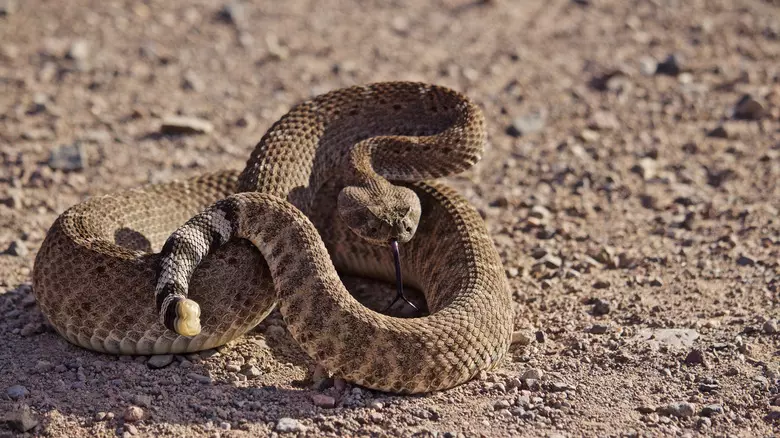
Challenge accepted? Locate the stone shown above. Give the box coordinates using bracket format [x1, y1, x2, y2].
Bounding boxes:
[707, 125, 728, 138]
[763, 319, 778, 334]
[684, 349, 706, 365]
[147, 354, 174, 369]
[123, 406, 144, 422]
[592, 298, 611, 316]
[493, 399, 511, 410]
[522, 368, 544, 380]
[587, 111, 619, 131]
[187, 372, 212, 384]
[664, 402, 695, 418]
[160, 116, 214, 135]
[241, 365, 262, 377]
[6, 384, 29, 400]
[67, 40, 90, 61]
[275, 417, 303, 433]
[49, 142, 87, 171]
[732, 94, 765, 120]
[6, 405, 38, 432]
[311, 393, 336, 408]
[589, 324, 609, 334]
[511, 331, 533, 346]
[6, 240, 28, 257]
[655, 53, 683, 76]
[639, 56, 657, 76]
[506, 110, 547, 137]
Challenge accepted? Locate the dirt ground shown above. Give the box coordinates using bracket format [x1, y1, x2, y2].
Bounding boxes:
[1, 0, 779, 436]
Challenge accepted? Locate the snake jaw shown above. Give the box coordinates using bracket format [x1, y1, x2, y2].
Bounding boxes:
[174, 298, 202, 337]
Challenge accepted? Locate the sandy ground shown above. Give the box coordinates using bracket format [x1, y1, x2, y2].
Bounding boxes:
[1, 0, 779, 436]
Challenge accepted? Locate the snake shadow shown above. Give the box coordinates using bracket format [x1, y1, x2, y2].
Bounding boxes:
[0, 276, 428, 435]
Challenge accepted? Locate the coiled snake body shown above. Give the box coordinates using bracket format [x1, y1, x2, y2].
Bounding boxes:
[33, 82, 513, 393]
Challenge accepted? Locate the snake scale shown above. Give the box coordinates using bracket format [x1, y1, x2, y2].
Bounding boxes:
[33, 82, 513, 394]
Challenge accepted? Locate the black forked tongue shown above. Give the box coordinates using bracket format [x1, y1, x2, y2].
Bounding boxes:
[383, 239, 419, 313]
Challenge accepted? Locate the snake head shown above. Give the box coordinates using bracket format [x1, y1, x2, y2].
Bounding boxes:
[337, 185, 421, 245]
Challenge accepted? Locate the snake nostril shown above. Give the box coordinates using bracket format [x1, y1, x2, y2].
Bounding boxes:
[406, 226, 412, 233]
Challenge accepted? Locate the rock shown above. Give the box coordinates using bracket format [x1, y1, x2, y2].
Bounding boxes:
[522, 368, 544, 380]
[311, 393, 336, 408]
[160, 116, 214, 135]
[587, 111, 619, 131]
[732, 94, 765, 120]
[655, 53, 683, 76]
[511, 330, 533, 346]
[6, 384, 29, 400]
[241, 365, 262, 377]
[639, 56, 657, 76]
[49, 142, 87, 171]
[123, 406, 144, 422]
[217, 2, 245, 26]
[6, 240, 28, 257]
[592, 280, 610, 289]
[182, 70, 205, 92]
[125, 424, 138, 435]
[664, 402, 695, 418]
[506, 110, 547, 137]
[684, 349, 706, 365]
[275, 417, 304, 433]
[763, 319, 778, 334]
[592, 298, 611, 316]
[736, 254, 756, 266]
[493, 399, 512, 410]
[67, 40, 89, 61]
[707, 125, 728, 138]
[632, 158, 657, 180]
[187, 372, 212, 384]
[589, 324, 609, 334]
[6, 405, 38, 432]
[147, 354, 174, 369]
[637, 328, 699, 349]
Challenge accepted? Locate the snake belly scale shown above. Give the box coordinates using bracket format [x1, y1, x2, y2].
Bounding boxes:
[33, 82, 514, 393]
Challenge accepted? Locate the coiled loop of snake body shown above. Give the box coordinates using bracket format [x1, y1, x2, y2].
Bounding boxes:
[33, 82, 513, 393]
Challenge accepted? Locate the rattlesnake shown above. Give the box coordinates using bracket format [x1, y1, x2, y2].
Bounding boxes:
[33, 82, 513, 394]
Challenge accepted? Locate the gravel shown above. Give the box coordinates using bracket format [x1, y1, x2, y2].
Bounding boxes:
[147, 354, 174, 369]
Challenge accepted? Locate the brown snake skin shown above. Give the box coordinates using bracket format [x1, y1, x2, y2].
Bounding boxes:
[33, 82, 514, 393]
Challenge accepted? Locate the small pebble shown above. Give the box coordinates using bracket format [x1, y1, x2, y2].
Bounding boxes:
[589, 324, 609, 334]
[763, 319, 778, 334]
[311, 393, 336, 408]
[67, 40, 90, 61]
[655, 53, 683, 76]
[664, 402, 695, 418]
[6, 239, 29, 257]
[187, 372, 212, 384]
[511, 330, 533, 346]
[123, 406, 144, 422]
[592, 298, 611, 316]
[684, 349, 706, 365]
[7, 384, 29, 400]
[160, 116, 214, 135]
[147, 354, 174, 369]
[707, 125, 728, 138]
[521, 368, 544, 380]
[506, 110, 547, 137]
[49, 142, 87, 171]
[493, 399, 512, 410]
[241, 365, 262, 377]
[732, 94, 765, 120]
[275, 417, 304, 433]
[700, 404, 723, 417]
[125, 424, 138, 435]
